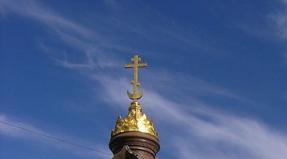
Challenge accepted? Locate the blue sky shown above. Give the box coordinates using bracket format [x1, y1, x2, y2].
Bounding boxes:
[1, 0, 287, 158]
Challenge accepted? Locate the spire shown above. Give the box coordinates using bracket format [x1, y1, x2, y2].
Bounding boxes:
[111, 55, 158, 137]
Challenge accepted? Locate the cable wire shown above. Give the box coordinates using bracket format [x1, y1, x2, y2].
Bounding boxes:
[0, 120, 109, 155]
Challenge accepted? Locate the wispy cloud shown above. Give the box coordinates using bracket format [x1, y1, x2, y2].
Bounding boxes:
[0, 0, 125, 73]
[270, 0, 287, 39]
[2, 1, 287, 159]
[0, 0, 225, 73]
[99, 76, 287, 159]
[0, 114, 111, 159]
[0, 0, 93, 37]
[268, 0, 287, 62]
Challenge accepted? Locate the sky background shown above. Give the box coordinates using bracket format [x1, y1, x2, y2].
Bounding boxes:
[1, 0, 287, 159]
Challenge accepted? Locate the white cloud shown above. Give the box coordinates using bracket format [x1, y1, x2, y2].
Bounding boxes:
[268, 0, 287, 62]
[2, 1, 287, 159]
[151, 93, 287, 159]
[270, 0, 287, 39]
[0, 0, 93, 37]
[97, 75, 287, 159]
[0, 0, 124, 73]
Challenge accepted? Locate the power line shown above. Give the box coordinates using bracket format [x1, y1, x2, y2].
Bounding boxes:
[0, 120, 109, 155]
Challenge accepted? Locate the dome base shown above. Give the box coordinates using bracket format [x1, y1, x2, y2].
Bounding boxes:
[109, 131, 160, 159]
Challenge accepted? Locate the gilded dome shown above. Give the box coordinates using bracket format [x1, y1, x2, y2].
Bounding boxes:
[111, 101, 158, 137]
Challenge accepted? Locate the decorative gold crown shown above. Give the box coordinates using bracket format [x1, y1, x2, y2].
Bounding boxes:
[111, 55, 158, 137]
[111, 101, 158, 137]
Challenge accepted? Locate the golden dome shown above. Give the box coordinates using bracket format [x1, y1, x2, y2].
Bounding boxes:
[111, 101, 158, 137]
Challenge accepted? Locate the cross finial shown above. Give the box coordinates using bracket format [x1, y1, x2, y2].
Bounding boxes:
[124, 55, 147, 101]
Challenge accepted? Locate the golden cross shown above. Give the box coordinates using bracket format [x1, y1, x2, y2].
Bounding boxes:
[125, 55, 147, 100]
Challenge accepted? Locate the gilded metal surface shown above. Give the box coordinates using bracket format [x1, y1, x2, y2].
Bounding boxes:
[111, 55, 158, 137]
[112, 101, 158, 137]
[124, 55, 147, 101]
